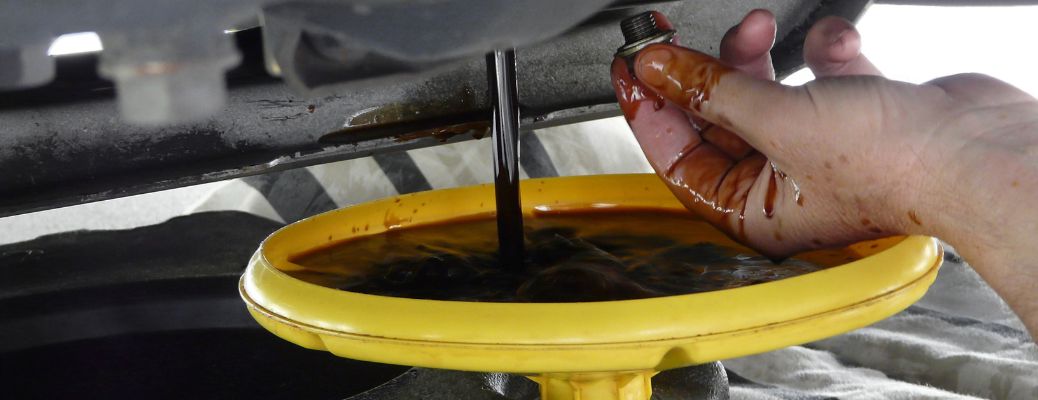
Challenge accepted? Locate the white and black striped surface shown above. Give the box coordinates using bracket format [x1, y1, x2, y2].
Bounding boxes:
[191, 118, 652, 223]
[191, 118, 1038, 399]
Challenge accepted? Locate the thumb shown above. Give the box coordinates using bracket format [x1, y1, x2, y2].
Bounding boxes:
[633, 43, 815, 156]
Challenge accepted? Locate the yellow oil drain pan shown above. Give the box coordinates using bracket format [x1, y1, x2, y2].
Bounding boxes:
[240, 174, 942, 400]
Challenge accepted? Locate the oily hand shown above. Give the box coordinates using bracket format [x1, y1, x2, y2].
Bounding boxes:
[611, 11, 893, 259]
[611, 10, 1037, 264]
[612, 10, 1038, 339]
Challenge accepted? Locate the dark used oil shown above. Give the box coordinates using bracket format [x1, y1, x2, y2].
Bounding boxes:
[488, 49, 525, 271]
[288, 209, 860, 302]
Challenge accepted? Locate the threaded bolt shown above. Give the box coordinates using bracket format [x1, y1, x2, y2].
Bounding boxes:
[616, 11, 675, 58]
[620, 12, 659, 44]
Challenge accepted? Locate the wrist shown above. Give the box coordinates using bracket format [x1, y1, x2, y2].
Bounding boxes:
[904, 144, 1038, 338]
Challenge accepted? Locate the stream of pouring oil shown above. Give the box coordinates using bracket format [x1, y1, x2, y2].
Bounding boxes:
[487, 49, 525, 271]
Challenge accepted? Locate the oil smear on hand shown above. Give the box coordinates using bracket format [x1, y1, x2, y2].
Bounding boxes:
[612, 42, 804, 251]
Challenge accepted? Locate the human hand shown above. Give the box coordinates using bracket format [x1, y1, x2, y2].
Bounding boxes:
[611, 10, 1038, 336]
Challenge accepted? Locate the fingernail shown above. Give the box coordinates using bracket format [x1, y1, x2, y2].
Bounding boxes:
[635, 46, 674, 87]
[829, 28, 849, 46]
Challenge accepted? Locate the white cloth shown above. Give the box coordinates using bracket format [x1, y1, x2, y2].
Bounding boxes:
[725, 248, 1038, 400]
